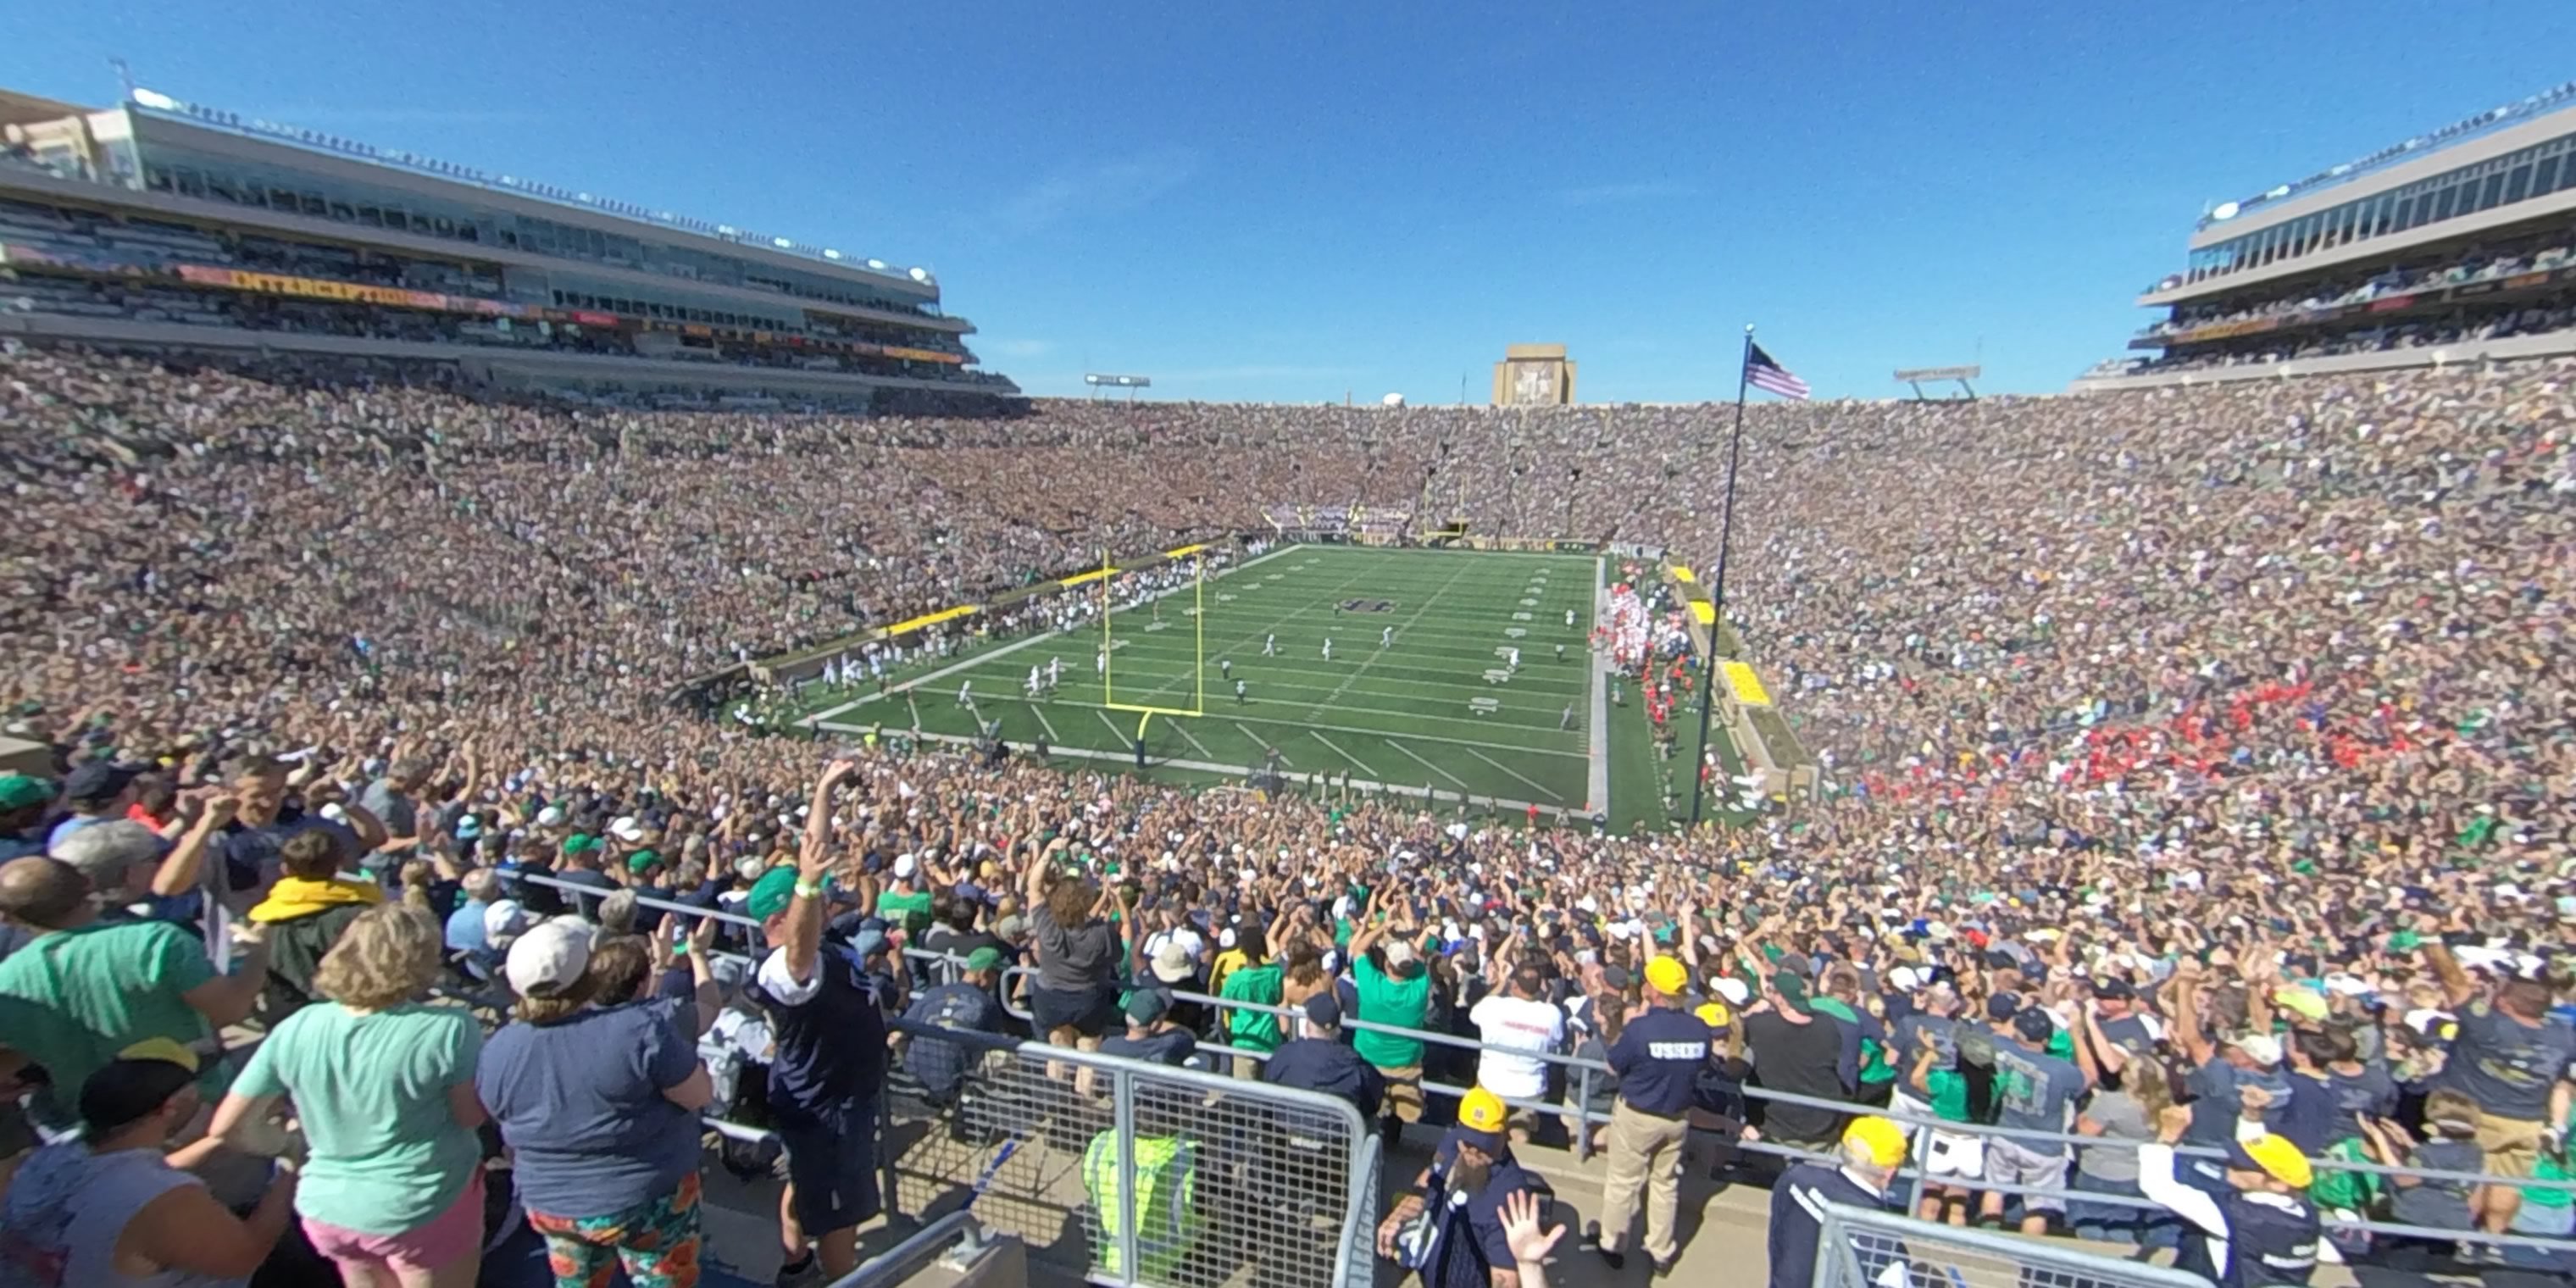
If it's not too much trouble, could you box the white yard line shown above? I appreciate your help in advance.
[1092,708,1133,747]
[1587,555,1611,816]
[1301,558,1480,723]
[1307,730,1380,779]
[1464,745,1564,802]
[826,724,1585,819]
[1126,553,1392,706]
[905,692,923,731]
[1029,702,1061,744]
[799,542,1299,727]
[1169,720,1216,761]
[1233,723,1294,766]
[1386,739,1471,791]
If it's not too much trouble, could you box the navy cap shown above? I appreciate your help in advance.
[1302,992,1342,1030]
[1986,991,2023,1020]
[2012,1008,2056,1042]
[63,761,138,805]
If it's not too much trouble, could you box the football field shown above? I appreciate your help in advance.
[804,545,1613,817]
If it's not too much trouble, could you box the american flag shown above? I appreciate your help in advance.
[1745,341,1810,400]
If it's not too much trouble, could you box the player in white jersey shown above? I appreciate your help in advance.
[1380,625,1394,647]
[1321,637,1333,661]
[1235,678,1248,703]
[958,680,973,706]
[1508,647,1521,669]
[1048,657,1063,685]
[1565,608,1575,628]
[1097,651,1108,675]
[1027,665,1042,696]
[1263,633,1276,656]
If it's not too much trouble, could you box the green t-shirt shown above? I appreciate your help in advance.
[232,1000,484,1234]
[1925,1068,1971,1123]
[1219,962,1285,1052]
[1352,957,1430,1069]
[878,888,934,935]
[2527,1106,2576,1209]
[0,920,220,1127]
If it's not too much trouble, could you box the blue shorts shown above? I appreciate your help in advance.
[777,1096,881,1236]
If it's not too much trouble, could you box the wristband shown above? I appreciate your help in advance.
[795,881,822,900]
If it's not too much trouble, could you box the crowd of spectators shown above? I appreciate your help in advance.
[2140,237,2575,342]
[0,341,2572,1285]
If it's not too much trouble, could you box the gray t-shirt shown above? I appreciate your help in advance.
[2076,1088,2152,1182]
[1030,904,1119,994]
[1990,1042,2086,1158]
[2440,1003,2576,1122]
[357,778,419,842]
[2390,1138,2482,1231]
[0,1141,236,1288]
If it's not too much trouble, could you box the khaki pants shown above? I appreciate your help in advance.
[1597,1100,1689,1263]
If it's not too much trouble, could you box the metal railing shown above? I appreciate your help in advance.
[1811,1202,2213,1288]
[498,872,2576,1259]
[508,871,1381,1285]
[880,1019,1380,1288]
[824,1211,988,1288]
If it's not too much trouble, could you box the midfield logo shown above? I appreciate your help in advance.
[1340,598,1396,613]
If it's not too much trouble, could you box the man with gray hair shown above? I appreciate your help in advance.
[445,867,505,979]
[49,820,173,912]
[42,793,235,931]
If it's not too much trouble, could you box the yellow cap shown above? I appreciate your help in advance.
[2234,1133,2314,1189]
[1842,1115,1910,1168]
[117,1037,201,1074]
[1459,1086,1509,1134]
[2270,986,2329,1023]
[1694,1001,1733,1030]
[1644,955,1690,996]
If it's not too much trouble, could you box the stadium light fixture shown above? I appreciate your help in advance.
[865,258,887,270]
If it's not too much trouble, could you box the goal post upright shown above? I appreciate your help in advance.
[1100,544,1207,730]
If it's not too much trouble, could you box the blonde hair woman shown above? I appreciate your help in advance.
[211,904,487,1288]
[2071,1046,2181,1250]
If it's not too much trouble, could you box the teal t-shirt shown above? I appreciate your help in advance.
[232,1000,484,1234]
[0,920,220,1127]
[1352,956,1430,1069]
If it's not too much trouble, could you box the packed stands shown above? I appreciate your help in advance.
[2091,84,2576,387]
[1,334,2572,1283]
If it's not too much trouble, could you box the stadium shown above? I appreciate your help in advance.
[0,47,2572,1288]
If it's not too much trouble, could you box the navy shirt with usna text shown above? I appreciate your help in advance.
[1608,1006,1714,1116]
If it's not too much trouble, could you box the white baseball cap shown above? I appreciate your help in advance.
[608,816,647,843]
[506,919,594,998]
[535,806,566,829]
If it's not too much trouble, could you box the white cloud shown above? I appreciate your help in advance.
[991,150,1197,234]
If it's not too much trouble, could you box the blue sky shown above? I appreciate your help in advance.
[9,3,2573,402]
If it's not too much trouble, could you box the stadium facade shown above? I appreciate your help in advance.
[0,84,1019,409]
[2079,81,2576,390]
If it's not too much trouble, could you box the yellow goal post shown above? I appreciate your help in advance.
[1097,546,1207,738]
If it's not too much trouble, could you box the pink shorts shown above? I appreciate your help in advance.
[303,1170,485,1274]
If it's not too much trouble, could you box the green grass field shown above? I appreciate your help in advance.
[802,545,1635,817]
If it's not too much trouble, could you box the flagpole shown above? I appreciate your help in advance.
[1689,325,1755,827]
